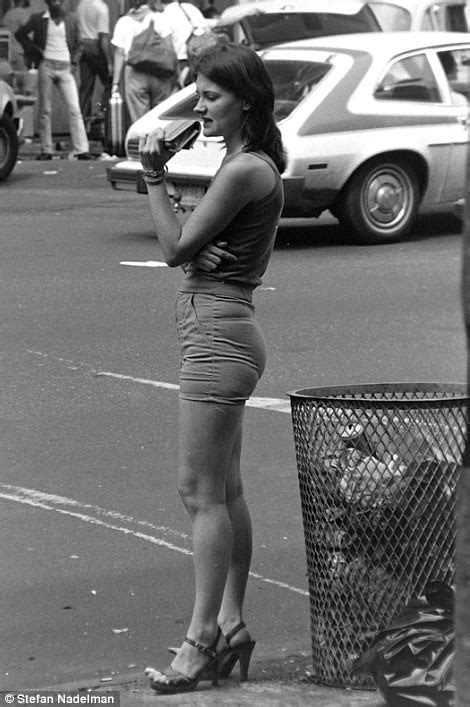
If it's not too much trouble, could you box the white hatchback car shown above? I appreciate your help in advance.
[0,79,19,181]
[108,32,470,244]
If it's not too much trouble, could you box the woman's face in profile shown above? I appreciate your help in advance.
[194,74,249,141]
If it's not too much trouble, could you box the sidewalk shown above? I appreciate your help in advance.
[18,135,116,161]
[42,659,386,706]
[45,677,386,706]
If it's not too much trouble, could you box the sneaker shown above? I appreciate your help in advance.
[76,152,95,160]
[36,153,52,161]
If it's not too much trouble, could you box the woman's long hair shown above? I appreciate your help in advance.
[193,43,286,174]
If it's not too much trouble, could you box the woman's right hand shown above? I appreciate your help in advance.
[185,240,237,273]
[139,128,173,172]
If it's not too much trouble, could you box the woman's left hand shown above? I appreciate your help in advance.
[139,128,173,172]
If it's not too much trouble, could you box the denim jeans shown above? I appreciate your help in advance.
[38,58,89,155]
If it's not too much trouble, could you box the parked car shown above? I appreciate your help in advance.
[0,78,19,181]
[368,0,468,32]
[108,32,470,244]
[216,0,468,44]
[214,0,382,48]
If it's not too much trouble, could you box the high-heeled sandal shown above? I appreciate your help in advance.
[145,628,222,694]
[218,621,256,681]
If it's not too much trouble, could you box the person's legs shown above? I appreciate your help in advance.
[166,399,245,680]
[80,41,110,119]
[218,423,253,633]
[56,64,89,155]
[148,75,175,110]
[79,53,96,119]
[37,60,54,154]
[124,66,151,123]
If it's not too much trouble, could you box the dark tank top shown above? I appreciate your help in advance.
[180,151,284,292]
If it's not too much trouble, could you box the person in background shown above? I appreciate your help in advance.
[160,0,207,86]
[15,0,92,160]
[2,0,30,71]
[140,41,285,695]
[77,0,112,124]
[111,0,174,123]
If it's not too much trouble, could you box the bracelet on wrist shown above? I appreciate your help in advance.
[142,165,168,185]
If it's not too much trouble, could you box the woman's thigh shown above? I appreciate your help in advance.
[178,399,245,502]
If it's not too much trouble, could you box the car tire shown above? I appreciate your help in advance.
[336,157,421,245]
[0,112,19,182]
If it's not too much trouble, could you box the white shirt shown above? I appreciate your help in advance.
[162,1,206,60]
[111,10,172,58]
[77,0,109,40]
[43,11,70,63]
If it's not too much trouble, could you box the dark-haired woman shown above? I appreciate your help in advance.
[140,42,285,695]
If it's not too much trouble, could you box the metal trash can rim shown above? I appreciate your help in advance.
[288,382,469,405]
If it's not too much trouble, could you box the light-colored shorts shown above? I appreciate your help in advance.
[176,290,266,405]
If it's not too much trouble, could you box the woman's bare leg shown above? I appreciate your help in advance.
[170,398,245,678]
[218,423,253,636]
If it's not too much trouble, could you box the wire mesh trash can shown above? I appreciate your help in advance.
[288,383,468,688]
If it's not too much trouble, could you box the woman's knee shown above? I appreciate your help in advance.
[177,475,225,513]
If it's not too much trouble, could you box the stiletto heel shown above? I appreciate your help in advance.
[218,622,256,681]
[145,628,222,694]
[234,641,255,681]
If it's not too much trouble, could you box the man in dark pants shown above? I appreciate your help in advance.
[15,0,91,160]
[77,0,112,124]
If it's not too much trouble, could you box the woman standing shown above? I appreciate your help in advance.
[140,42,285,695]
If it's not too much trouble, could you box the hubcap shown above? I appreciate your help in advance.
[364,167,410,228]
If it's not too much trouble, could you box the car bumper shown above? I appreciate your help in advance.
[106,160,327,217]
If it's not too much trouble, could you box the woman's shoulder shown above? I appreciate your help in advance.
[223,151,277,179]
[218,151,278,200]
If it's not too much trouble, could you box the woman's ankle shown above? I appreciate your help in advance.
[187,623,220,648]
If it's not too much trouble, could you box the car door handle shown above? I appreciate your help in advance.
[458,115,469,127]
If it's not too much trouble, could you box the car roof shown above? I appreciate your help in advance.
[266,29,470,55]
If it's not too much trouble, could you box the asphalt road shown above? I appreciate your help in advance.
[1,158,466,692]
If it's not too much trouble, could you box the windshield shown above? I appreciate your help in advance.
[423,4,468,31]
[368,1,468,31]
[243,9,380,48]
[367,2,411,29]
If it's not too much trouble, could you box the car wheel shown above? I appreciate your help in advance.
[337,157,420,244]
[0,112,19,181]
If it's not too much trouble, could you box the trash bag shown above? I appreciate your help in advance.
[353,581,454,706]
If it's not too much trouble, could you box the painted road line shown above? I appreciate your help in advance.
[120,261,168,267]
[0,485,308,598]
[26,351,292,413]
[95,371,291,413]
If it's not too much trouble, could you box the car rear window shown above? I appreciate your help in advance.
[243,9,379,48]
[266,60,332,120]
[158,60,331,123]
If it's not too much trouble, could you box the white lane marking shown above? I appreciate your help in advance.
[27,351,292,413]
[0,484,188,540]
[120,261,168,267]
[95,371,291,413]
[0,485,308,597]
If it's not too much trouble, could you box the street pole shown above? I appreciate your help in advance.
[457,124,470,705]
